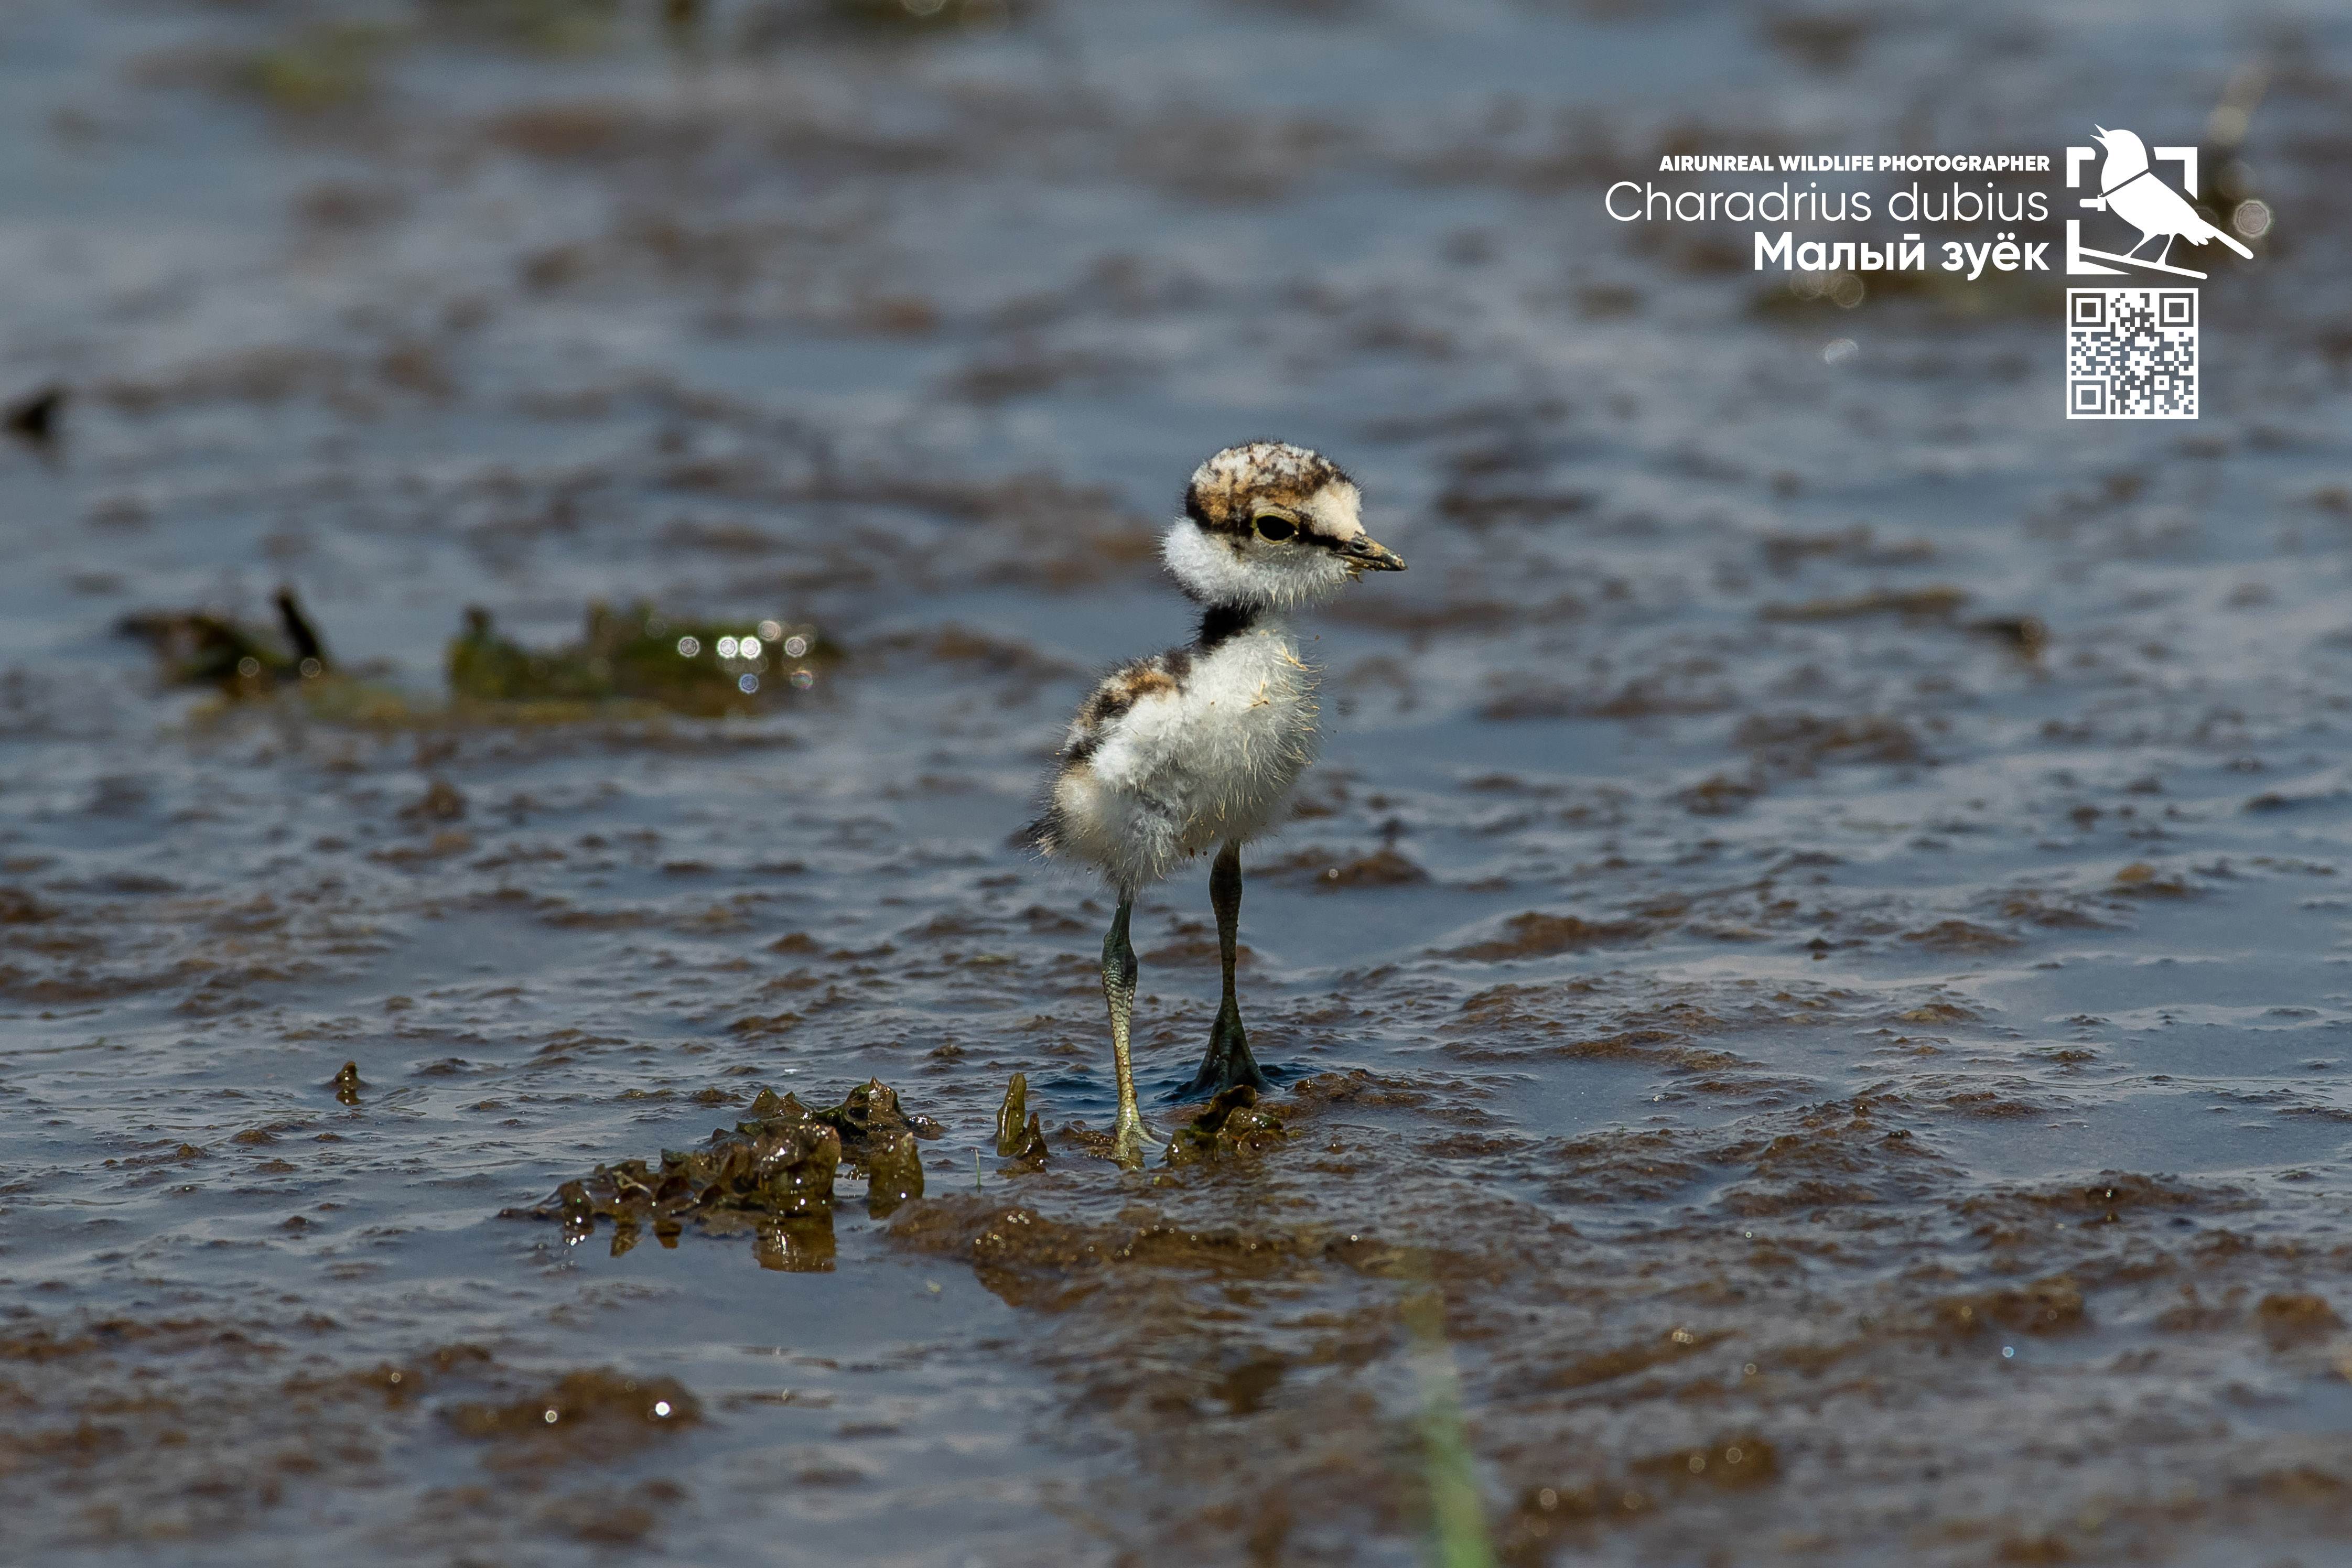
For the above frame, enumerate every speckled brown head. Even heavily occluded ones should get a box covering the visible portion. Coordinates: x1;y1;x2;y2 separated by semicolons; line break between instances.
1167;440;1404;609
1184;441;1355;532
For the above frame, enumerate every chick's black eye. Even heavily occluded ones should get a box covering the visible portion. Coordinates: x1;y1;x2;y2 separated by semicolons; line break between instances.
1254;516;1296;542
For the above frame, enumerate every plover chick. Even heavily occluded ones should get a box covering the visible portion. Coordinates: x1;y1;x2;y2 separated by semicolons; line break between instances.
1025;440;1405;1167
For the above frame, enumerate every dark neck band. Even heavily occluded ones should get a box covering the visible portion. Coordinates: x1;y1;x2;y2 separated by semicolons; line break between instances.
1196;602;1258;648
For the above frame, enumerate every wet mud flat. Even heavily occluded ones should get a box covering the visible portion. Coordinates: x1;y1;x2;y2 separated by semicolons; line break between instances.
7;0;2352;1564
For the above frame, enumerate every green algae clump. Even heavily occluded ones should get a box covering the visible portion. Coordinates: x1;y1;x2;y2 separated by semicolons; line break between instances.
448;601;834;717
1163;1085;1287;1166
520;1078;941;1253
993;1072;1030;1156
118;586;332;696
806;1077;945;1161
865;1130;925;1218
993;1073;1049;1171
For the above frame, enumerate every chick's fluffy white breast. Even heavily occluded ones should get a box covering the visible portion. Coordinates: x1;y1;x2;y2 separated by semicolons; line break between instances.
1045;624;1318;893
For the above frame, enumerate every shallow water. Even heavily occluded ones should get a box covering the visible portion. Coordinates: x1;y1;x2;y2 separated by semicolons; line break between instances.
5;1;2352;1563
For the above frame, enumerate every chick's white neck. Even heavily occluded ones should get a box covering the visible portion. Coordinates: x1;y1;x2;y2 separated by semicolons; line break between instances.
1162;520;1352;612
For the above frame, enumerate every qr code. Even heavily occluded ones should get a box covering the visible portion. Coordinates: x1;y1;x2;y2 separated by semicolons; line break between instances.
2067;288;2197;419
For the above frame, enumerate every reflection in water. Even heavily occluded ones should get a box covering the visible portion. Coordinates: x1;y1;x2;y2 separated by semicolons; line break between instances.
753;1214;839;1273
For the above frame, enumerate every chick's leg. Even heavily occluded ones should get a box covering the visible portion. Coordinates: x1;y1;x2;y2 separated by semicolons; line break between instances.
1103;894;1147;1168
1187;840;1270;1096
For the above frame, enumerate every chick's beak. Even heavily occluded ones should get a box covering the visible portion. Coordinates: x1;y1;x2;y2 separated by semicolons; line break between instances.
1342;534;1407;572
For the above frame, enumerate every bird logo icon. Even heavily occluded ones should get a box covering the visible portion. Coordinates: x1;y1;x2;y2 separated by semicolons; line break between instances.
2069;126;2251;279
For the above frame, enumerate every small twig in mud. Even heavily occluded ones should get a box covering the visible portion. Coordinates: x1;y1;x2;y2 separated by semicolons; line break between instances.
274;585;330;671
994;1072;1029;1155
5;383;64;447
994;1072;1050;1170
